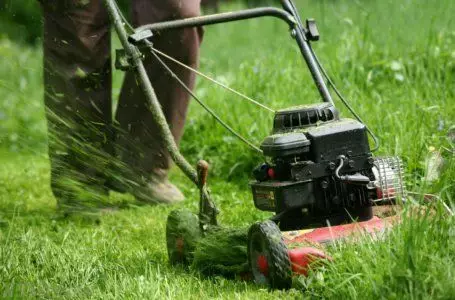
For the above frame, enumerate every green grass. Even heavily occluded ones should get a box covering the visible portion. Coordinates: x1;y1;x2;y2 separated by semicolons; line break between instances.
0;0;454;298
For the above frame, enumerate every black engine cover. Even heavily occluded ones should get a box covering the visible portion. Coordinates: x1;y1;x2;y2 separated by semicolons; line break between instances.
306;119;370;162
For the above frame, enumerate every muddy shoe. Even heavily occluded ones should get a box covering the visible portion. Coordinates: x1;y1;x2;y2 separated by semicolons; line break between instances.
134;178;185;204
105;165;184;204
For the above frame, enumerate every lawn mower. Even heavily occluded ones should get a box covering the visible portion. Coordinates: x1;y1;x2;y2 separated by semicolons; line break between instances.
105;0;406;290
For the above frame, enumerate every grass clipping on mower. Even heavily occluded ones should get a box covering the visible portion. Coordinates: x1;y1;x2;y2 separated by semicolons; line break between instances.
192;226;249;278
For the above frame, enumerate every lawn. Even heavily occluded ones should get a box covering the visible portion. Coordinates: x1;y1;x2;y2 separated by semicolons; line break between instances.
0;0;454;298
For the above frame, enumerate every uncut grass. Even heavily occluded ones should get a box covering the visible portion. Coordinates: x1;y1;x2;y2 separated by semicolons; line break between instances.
298;204;455;299
0;0;454;298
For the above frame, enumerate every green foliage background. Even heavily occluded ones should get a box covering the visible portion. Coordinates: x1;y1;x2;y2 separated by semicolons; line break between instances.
0;0;42;43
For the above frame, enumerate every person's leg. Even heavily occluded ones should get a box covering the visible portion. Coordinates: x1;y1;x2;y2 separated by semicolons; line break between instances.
201;0;220;12
40;0;113;209
116;0;203;202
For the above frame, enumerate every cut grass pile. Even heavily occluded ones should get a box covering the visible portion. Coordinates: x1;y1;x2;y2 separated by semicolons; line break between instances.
0;0;454;298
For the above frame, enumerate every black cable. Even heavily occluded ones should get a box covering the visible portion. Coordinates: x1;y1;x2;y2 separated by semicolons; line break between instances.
309;45;380;152
145;41;264;154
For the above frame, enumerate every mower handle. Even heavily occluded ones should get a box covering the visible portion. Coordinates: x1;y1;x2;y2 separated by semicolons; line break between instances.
135;7;296;33
131;2;334;104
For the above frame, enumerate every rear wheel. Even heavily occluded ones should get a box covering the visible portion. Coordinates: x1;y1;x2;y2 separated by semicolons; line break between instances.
247;220;292;290
166;208;201;266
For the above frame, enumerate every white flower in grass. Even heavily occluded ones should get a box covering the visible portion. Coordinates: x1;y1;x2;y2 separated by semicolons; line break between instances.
394;73;405;82
389;60;403;71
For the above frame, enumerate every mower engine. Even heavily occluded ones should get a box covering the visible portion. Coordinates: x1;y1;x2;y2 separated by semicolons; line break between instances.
251;103;405;230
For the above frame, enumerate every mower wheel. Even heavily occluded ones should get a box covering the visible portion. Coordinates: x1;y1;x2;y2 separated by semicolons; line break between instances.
247;220;292;290
166;208;201;266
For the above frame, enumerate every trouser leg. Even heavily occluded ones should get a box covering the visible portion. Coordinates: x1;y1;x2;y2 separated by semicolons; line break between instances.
116;0;203;180
41;0;112;205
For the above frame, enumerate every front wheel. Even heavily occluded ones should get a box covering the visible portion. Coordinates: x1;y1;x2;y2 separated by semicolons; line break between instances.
247;220;292;290
166;208;201;266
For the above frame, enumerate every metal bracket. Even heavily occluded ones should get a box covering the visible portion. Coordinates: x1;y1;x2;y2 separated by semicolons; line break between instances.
128;29;154;45
335;155;371;185
306;18;319;41
114;47;147;71
114;49;131;71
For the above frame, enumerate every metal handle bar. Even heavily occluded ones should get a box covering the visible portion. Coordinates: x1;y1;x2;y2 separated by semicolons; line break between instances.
132;4;334;104
134;7;296;34
105;0;218;226
105;0;198;186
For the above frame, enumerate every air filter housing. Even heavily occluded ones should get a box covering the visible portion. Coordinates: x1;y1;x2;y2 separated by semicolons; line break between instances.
260;132;310;158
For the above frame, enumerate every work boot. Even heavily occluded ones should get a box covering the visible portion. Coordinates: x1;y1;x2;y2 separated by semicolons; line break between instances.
134;178;185;204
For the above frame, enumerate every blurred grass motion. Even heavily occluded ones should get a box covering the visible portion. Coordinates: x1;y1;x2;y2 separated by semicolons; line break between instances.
0;0;454;298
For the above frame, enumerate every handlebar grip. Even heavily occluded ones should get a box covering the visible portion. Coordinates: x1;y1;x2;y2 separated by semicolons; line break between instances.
197;160;209;187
